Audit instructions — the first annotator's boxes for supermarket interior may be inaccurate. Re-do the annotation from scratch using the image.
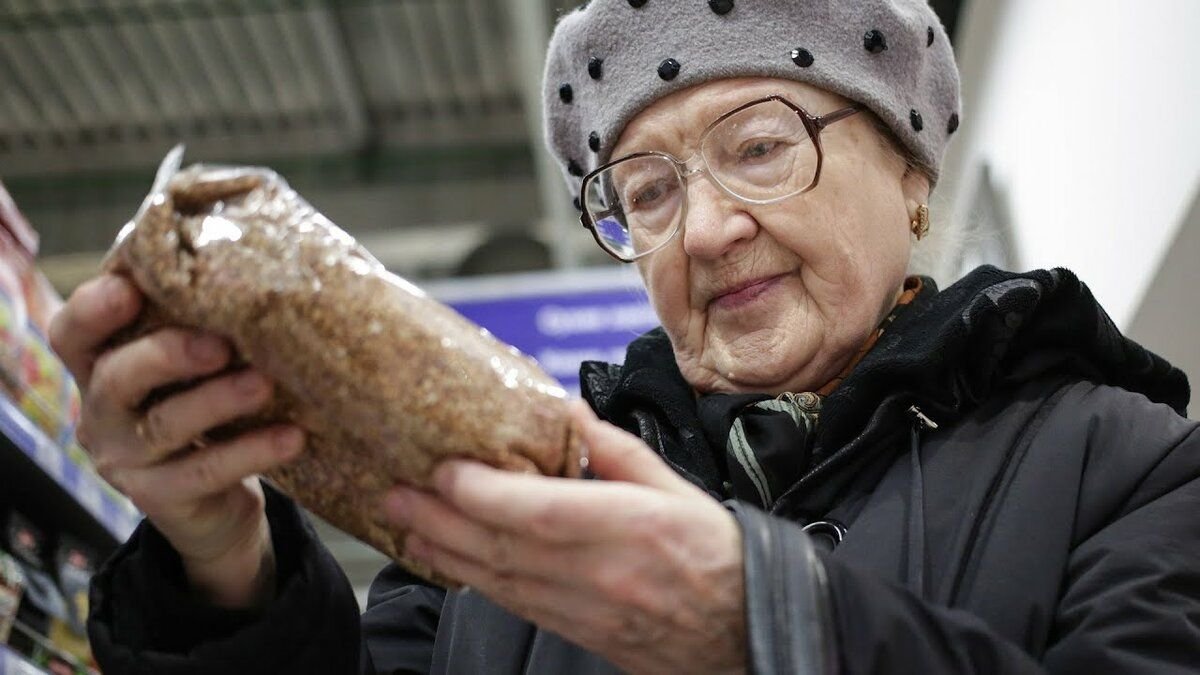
[0,1,1197,673]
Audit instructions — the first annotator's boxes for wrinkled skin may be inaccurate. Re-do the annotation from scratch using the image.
[51,75,929,673]
[624,78,930,395]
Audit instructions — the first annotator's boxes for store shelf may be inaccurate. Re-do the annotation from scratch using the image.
[0,393,139,548]
[0,643,48,675]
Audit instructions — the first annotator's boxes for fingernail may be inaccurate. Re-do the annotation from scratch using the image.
[385,490,411,524]
[431,463,456,493]
[188,334,227,364]
[235,370,268,396]
[433,459,473,487]
[274,427,304,456]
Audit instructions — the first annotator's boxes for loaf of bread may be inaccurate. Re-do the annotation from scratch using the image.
[105,148,584,582]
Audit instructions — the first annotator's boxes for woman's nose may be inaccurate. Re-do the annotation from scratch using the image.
[680,177,758,260]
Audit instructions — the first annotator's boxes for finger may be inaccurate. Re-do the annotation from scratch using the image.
[389,487,683,595]
[406,533,529,602]
[384,488,503,567]
[431,461,666,543]
[384,487,583,580]
[91,327,232,410]
[569,401,693,495]
[404,533,577,618]
[405,533,660,657]
[48,274,143,388]
[137,370,274,464]
[119,426,303,513]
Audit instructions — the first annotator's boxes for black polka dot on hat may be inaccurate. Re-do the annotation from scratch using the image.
[948,113,960,134]
[588,131,601,152]
[709,0,734,15]
[658,58,681,81]
[927,26,934,47]
[568,159,585,177]
[791,47,814,68]
[573,196,583,211]
[864,29,888,54]
[588,57,603,80]
[910,109,924,132]
[628,0,647,6]
[559,84,574,104]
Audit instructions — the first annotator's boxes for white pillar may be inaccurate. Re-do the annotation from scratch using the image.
[506,0,580,269]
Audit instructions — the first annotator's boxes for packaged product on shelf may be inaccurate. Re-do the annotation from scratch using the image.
[105,147,585,585]
[0,182,58,332]
[32,536,97,670]
[0,179,81,448]
[0,550,24,644]
[3,512,68,652]
[45,618,90,670]
[51,537,92,641]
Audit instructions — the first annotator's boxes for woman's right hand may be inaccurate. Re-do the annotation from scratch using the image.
[48,274,305,608]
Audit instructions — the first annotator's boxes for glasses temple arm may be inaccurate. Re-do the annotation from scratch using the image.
[812,104,865,131]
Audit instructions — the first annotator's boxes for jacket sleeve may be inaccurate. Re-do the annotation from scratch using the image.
[88,482,445,675]
[729,396,1200,675]
[1040,392,1200,673]
[360,563,447,673]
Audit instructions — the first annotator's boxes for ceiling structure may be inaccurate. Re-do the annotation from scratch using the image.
[3,0,966,285]
[1,0,552,274]
[0,0,531,177]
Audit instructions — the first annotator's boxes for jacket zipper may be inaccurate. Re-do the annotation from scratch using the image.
[908,405,939,430]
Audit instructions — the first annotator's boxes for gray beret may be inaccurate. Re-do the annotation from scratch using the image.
[543,0,962,199]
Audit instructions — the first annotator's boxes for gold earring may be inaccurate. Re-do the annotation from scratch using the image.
[910,204,930,240]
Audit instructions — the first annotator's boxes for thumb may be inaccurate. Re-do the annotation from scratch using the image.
[569,401,693,495]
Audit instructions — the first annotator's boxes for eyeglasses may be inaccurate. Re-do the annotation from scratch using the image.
[579,95,862,262]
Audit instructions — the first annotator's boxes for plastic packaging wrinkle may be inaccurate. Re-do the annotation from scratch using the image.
[103,148,585,585]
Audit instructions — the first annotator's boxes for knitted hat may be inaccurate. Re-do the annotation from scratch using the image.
[543,0,962,201]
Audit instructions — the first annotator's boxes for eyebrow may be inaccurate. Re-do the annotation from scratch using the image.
[613,119,679,159]
[616,87,813,157]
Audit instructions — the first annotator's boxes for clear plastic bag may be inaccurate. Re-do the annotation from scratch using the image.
[106,147,584,581]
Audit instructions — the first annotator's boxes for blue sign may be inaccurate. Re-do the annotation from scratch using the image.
[432,269,657,395]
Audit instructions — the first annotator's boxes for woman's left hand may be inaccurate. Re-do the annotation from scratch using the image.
[381,401,746,675]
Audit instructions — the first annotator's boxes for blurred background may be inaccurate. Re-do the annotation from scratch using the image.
[2,0,1196,376]
[0,0,1196,670]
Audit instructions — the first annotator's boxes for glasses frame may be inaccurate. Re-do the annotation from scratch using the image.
[579,95,863,262]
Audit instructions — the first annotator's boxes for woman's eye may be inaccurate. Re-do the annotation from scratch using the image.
[628,179,674,210]
[738,138,785,162]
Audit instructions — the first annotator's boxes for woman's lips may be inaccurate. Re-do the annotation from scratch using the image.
[711,274,787,310]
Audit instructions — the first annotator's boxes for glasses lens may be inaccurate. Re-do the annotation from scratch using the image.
[584,155,683,261]
[701,99,817,202]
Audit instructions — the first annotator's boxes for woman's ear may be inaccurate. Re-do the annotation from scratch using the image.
[901,165,932,220]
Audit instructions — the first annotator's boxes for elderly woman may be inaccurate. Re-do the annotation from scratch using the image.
[50,1,1199,673]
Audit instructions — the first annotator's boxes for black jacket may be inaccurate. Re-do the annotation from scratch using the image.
[89,267,1200,674]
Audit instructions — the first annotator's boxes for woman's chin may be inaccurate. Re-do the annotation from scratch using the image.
[699,344,824,395]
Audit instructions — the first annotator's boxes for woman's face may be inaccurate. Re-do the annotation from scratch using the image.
[613,78,929,395]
